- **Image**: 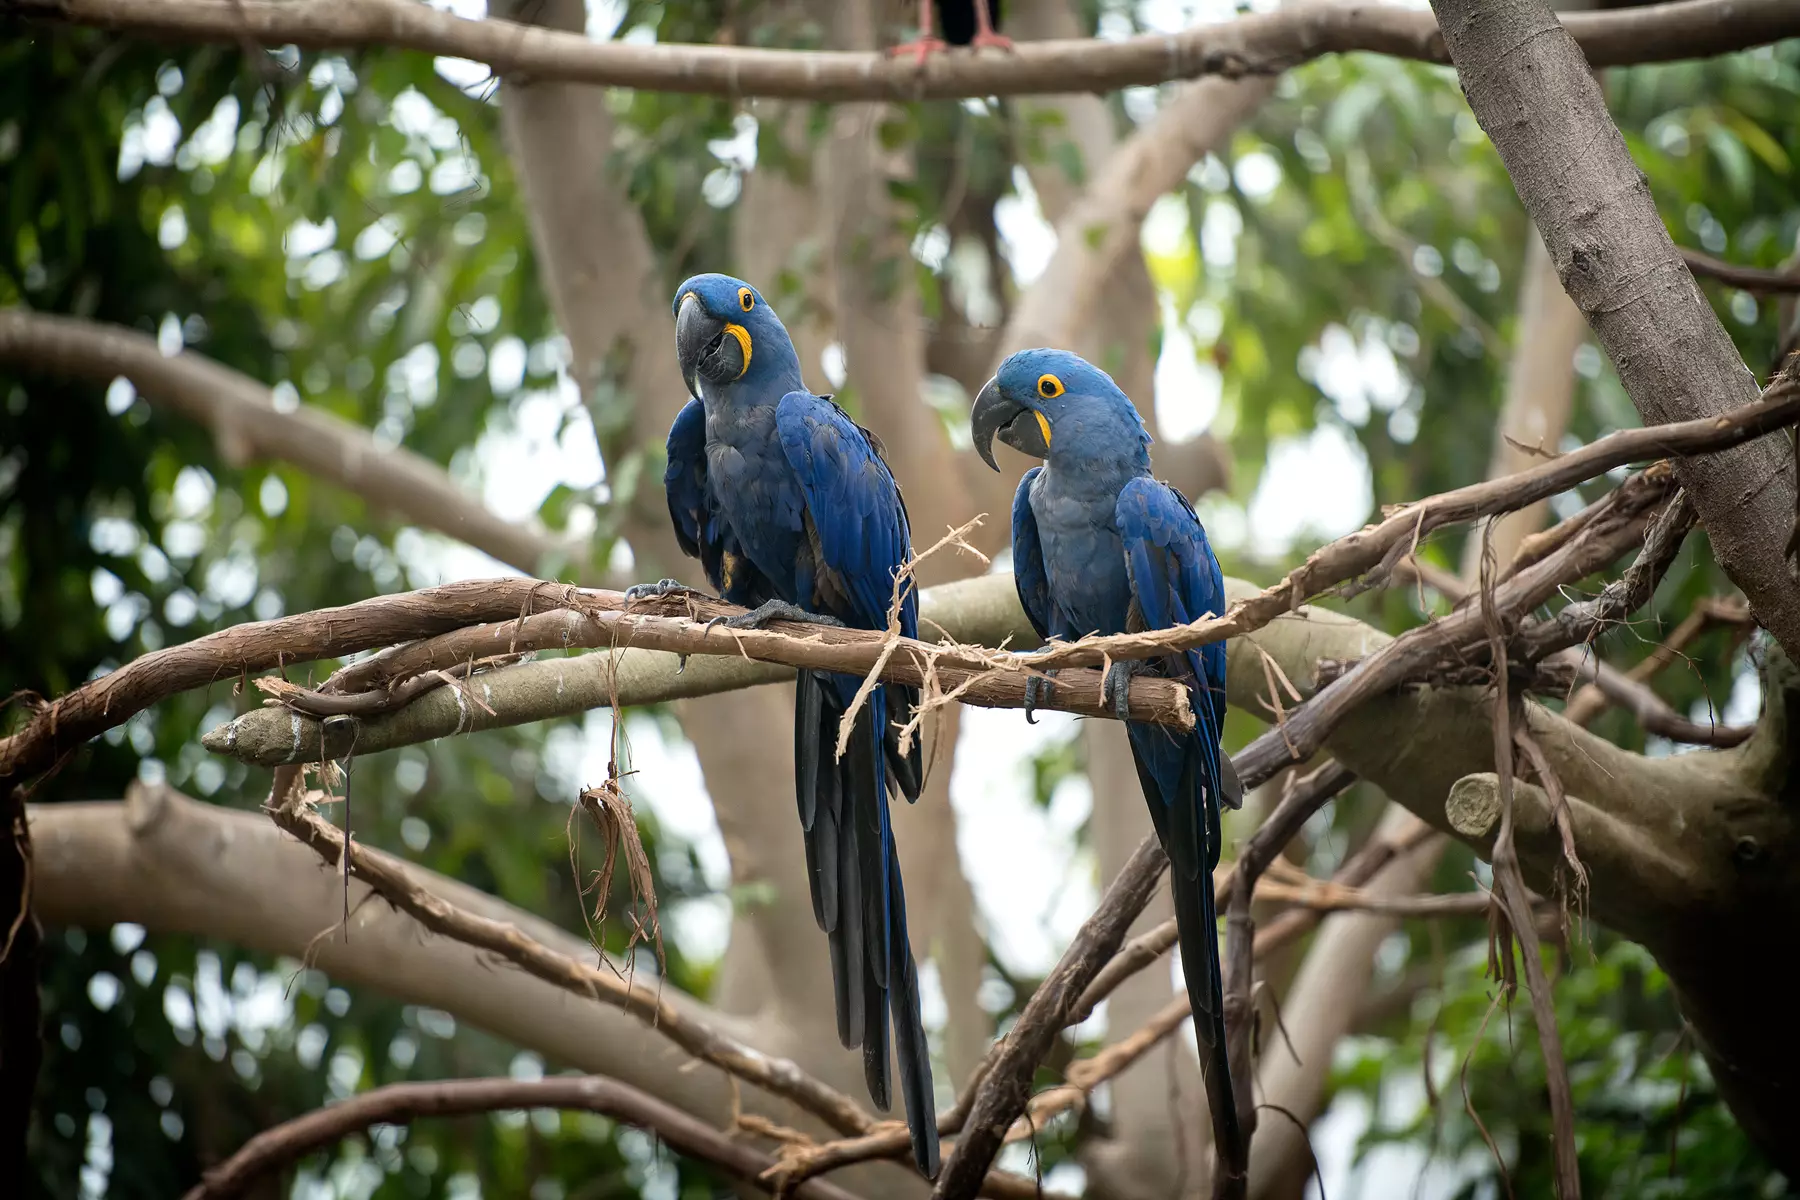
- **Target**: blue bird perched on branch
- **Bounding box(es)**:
[626,274,939,1178]
[971,347,1244,1161]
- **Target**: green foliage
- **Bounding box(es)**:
[1334,937,1790,1198]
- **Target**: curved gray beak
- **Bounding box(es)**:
[971,376,1049,472]
[675,295,745,397]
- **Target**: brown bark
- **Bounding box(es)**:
[1430,0,1800,656]
[184,1074,865,1200]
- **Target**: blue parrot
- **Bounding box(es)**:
[970,348,1243,1151]
[626,274,939,1177]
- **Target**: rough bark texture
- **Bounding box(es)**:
[1431,0,1800,655]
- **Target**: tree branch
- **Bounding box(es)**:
[22,0,1798,100]
[197,582,1191,769]
[1681,246,1800,296]
[184,1074,866,1200]
[259,781,879,1139]
[1010,380,1800,673]
[0,310,572,578]
[1430,0,1800,656]
[0,578,568,785]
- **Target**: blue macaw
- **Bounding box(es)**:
[970,347,1243,1149]
[627,274,939,1177]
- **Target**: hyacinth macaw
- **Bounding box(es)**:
[626,274,939,1177]
[971,347,1243,1150]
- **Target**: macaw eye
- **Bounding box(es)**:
[738,287,756,312]
[1037,374,1064,399]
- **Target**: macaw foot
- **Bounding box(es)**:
[968,31,1013,51]
[1022,669,1059,725]
[624,578,707,604]
[705,599,848,636]
[887,35,950,66]
[1102,660,1143,723]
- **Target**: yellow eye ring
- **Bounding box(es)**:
[1037,374,1064,399]
[738,287,756,312]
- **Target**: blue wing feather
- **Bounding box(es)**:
[1008,467,1054,643]
[776,392,919,641]
[663,398,775,608]
[1115,475,1240,1154]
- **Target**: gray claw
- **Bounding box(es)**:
[1023,671,1058,725]
[1103,661,1138,723]
[719,599,846,631]
[625,578,695,603]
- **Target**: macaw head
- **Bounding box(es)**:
[971,347,1151,472]
[671,273,802,400]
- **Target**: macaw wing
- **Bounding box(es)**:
[1116,475,1242,1153]
[775,391,918,638]
[664,399,716,563]
[1116,476,1238,841]
[1009,467,1054,643]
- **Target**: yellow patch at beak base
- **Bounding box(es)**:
[1034,411,1053,447]
[723,322,753,378]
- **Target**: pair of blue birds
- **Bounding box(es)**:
[632,274,1242,1178]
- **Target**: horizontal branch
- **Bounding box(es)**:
[202,581,1188,767]
[22,0,1798,101]
[0,578,568,785]
[0,310,571,578]
[1681,246,1800,295]
[186,1074,863,1200]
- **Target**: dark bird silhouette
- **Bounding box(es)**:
[891,0,1010,64]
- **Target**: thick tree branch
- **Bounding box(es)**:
[0,310,572,578]
[198,581,1191,768]
[1431,0,1800,656]
[21,0,1798,100]
[0,578,566,785]
[184,1075,865,1200]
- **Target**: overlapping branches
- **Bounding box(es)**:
[260,770,881,1139]
[10,352,1795,1200]
[18,0,1798,101]
[997,380,1800,673]
[184,1074,867,1200]
[939,463,1682,1199]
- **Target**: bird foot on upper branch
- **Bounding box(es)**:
[704,599,847,636]
[1023,669,1059,724]
[887,36,950,66]
[624,578,707,604]
[1102,660,1143,723]
[968,31,1013,51]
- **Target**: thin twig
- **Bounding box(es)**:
[180,1074,867,1200]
